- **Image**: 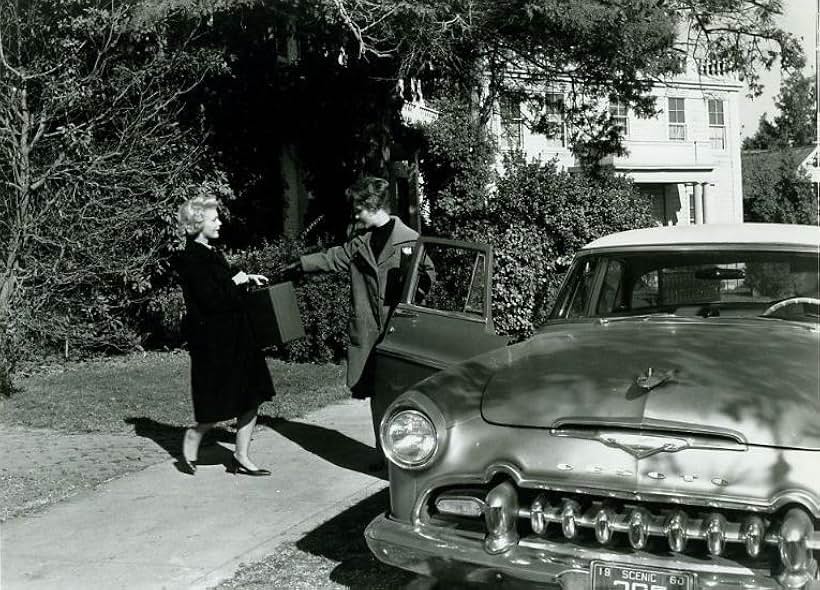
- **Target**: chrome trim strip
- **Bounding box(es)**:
[395,303,489,323]
[579,244,820,255]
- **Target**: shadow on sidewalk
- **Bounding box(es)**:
[123,417,234,474]
[296,488,414,589]
[296,489,473,589]
[258,415,386,480]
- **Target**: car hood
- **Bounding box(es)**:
[480,318,820,450]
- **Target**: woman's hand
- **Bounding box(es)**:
[232,271,268,286]
[247,273,269,286]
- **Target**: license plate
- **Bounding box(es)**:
[591,562,692,590]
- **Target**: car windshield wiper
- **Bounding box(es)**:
[598,312,682,323]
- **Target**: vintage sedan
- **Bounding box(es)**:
[365,223,820,590]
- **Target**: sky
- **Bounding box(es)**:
[739,0,816,138]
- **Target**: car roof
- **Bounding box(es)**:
[582,223,820,251]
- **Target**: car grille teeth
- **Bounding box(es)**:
[561,500,581,539]
[433,488,820,562]
[742,516,765,558]
[503,494,814,558]
[666,510,688,553]
[530,494,549,535]
[628,509,649,550]
[594,508,614,544]
[705,513,728,556]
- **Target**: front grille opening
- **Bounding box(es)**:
[423,482,817,572]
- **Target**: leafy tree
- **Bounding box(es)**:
[0,0,227,355]
[743,149,818,225]
[329,0,803,165]
[743,69,816,149]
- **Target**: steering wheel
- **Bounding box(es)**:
[761,297,820,316]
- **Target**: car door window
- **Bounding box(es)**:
[552,257,599,319]
[412,243,486,318]
[596,259,625,315]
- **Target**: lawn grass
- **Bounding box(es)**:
[1,351,348,433]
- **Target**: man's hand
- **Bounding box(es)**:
[232,271,249,285]
[276,261,303,282]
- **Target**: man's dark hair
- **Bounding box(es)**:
[346,176,390,213]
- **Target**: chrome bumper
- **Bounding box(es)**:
[365,513,802,590]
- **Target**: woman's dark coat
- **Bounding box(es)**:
[176,240,274,423]
[300,216,431,397]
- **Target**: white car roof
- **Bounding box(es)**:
[582,223,820,251]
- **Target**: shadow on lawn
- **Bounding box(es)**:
[258,415,386,480]
[124,417,235,473]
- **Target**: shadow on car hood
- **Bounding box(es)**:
[480,318,820,450]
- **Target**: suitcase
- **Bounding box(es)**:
[245,282,305,348]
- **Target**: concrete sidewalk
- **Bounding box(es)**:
[0,399,387,590]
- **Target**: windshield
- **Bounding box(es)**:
[550,249,820,323]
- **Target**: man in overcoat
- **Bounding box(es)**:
[285,176,433,470]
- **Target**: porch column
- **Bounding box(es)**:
[693,182,704,225]
[701,183,709,223]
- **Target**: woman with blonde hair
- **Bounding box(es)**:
[175,195,274,476]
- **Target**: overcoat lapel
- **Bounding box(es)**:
[359,234,379,273]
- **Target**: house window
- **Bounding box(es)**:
[542,92,566,146]
[708,99,726,150]
[668,97,686,141]
[609,99,629,137]
[500,96,524,152]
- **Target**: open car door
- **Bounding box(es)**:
[374,237,509,400]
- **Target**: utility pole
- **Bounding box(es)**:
[816,0,819,212]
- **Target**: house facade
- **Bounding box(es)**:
[492,60,745,225]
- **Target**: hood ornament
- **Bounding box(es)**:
[599,432,689,459]
[551,428,691,459]
[636,367,677,392]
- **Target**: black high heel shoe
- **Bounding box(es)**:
[229,456,271,477]
[180,457,197,475]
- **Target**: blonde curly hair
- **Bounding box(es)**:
[177,195,219,237]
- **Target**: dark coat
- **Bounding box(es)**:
[176,240,274,423]
[301,216,425,397]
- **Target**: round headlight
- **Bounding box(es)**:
[382,409,437,469]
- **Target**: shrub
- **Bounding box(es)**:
[142,286,187,348]
[229,238,350,363]
[424,143,654,339]
[743,148,819,225]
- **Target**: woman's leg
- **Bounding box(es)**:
[234,407,263,470]
[183,422,215,462]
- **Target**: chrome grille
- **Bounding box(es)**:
[429,485,820,559]
[525,494,769,555]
